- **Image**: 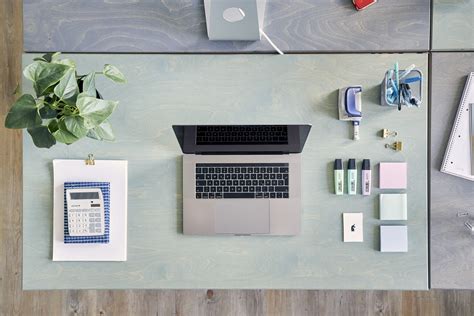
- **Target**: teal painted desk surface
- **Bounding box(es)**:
[23,54,428,290]
[433,0,474,50]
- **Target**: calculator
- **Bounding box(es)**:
[66,188,105,236]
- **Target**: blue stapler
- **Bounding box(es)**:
[338,86,362,140]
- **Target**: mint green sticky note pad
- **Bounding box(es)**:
[380,193,407,220]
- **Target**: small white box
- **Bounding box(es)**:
[380,225,408,252]
[380,193,407,220]
[343,213,363,242]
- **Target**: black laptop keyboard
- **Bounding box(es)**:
[195,163,289,199]
[196,125,288,145]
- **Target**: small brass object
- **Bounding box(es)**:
[382,128,398,138]
[85,153,95,165]
[385,141,403,151]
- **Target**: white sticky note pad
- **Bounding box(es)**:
[380,225,408,252]
[380,193,407,220]
[343,213,363,242]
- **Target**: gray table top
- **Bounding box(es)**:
[23,0,430,52]
[23,53,428,290]
[430,52,474,289]
[432,0,474,51]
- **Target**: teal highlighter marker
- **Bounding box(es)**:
[347,159,357,195]
[334,159,344,195]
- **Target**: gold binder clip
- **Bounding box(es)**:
[382,128,398,138]
[385,141,403,151]
[85,154,95,165]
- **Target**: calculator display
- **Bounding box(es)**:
[70,192,100,200]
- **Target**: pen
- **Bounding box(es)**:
[402,77,421,84]
[399,64,415,80]
[394,62,400,110]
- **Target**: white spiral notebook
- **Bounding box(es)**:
[441,72,474,181]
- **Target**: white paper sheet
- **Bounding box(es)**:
[53,159,128,261]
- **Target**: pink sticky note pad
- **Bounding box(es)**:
[379,162,407,189]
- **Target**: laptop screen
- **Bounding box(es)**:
[173,124,311,154]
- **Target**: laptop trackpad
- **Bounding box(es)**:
[214,200,270,235]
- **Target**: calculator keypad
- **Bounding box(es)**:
[68,208,104,236]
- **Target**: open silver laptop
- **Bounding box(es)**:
[173,124,311,236]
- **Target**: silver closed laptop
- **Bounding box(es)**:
[173,124,311,236]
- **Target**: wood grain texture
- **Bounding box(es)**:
[0,22,474,316]
[1,1,473,313]
[0,120,23,316]
[430,53,474,289]
[0,1,23,316]
[0,0,22,113]
[21,53,428,290]
[432,0,474,50]
[22,0,430,53]
[263,290,472,316]
[402,290,473,316]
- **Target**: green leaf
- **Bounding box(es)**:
[5,94,42,128]
[42,85,56,96]
[23,61,45,82]
[48,119,59,133]
[53,68,79,103]
[53,58,76,68]
[27,126,56,148]
[39,104,58,119]
[64,116,89,138]
[86,120,115,141]
[103,64,126,83]
[76,93,118,129]
[82,72,96,97]
[34,62,71,96]
[25,55,67,84]
[41,52,61,63]
[52,120,79,144]
[53,129,78,144]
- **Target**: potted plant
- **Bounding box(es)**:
[4,52,126,148]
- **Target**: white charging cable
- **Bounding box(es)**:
[260,29,284,55]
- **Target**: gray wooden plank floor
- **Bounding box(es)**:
[1,0,473,314]
[23,0,430,53]
[430,52,474,289]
